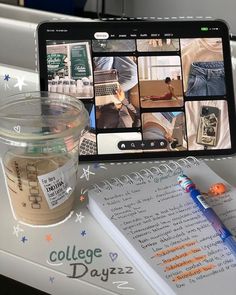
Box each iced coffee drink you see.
[0,91,89,225]
[4,153,77,225]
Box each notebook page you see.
[88,161,236,295]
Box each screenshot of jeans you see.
[186,61,225,96]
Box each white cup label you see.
[38,158,77,209]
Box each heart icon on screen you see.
[13,125,21,133]
[109,252,118,262]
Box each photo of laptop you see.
[94,69,120,106]
[38,20,236,161]
[79,103,97,155]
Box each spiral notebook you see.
[88,158,236,295]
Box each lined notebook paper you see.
[88,158,236,295]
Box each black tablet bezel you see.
[38,20,236,161]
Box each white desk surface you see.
[1,155,236,295]
[1,42,236,294]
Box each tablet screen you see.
[38,20,236,161]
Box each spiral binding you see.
[92,157,200,193]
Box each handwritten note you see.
[89,161,236,295]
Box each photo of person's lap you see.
[142,112,187,151]
[94,56,141,129]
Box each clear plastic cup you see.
[0,91,89,225]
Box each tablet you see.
[38,20,236,161]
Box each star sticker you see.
[81,230,86,237]
[45,234,53,242]
[49,276,55,284]
[75,212,85,223]
[13,224,24,237]
[14,76,27,91]
[4,74,10,81]
[80,166,95,181]
[21,236,28,243]
[79,195,85,202]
